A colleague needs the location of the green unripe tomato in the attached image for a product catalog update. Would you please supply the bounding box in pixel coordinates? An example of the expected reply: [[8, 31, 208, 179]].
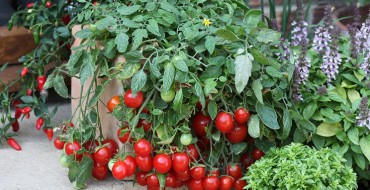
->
[[161, 89, 175, 102], [59, 153, 70, 168], [180, 133, 193, 146], [89, 24, 97, 32], [108, 159, 116, 171]]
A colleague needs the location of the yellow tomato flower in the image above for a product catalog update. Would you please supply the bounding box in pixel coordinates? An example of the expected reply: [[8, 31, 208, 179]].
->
[[202, 18, 212, 27]]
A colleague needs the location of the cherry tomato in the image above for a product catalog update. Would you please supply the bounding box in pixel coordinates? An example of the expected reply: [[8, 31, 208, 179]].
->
[[172, 152, 189, 173], [107, 96, 121, 113], [165, 172, 176, 188], [102, 139, 119, 155], [112, 160, 128, 180], [196, 101, 208, 110], [226, 124, 247, 143], [59, 153, 69, 168], [26, 3, 34, 8], [180, 133, 193, 146], [124, 89, 144, 108], [45, 1, 52, 8], [160, 89, 175, 102], [94, 147, 112, 166], [62, 122, 74, 133], [135, 155, 153, 172], [240, 154, 254, 169], [215, 112, 235, 133], [173, 178, 185, 188], [117, 127, 133, 143], [187, 144, 200, 162], [89, 23, 97, 32], [227, 163, 242, 179], [175, 169, 190, 181], [83, 152, 94, 160], [134, 139, 152, 157], [83, 139, 99, 152], [137, 119, 151, 132], [192, 112, 212, 137], [220, 176, 234, 190], [233, 178, 247, 190], [64, 141, 82, 159], [207, 168, 220, 177], [136, 171, 147, 186], [123, 155, 136, 176], [92, 162, 108, 180], [187, 179, 204, 190], [92, 1, 98, 5], [203, 176, 220, 190], [197, 136, 211, 152], [234, 108, 250, 124], [252, 148, 265, 160], [191, 166, 206, 180], [54, 137, 65, 150], [62, 14, 71, 25], [153, 154, 172, 174], [146, 173, 159, 187]]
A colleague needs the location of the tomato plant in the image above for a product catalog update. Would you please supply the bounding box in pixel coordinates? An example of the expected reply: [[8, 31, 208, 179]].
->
[[153, 154, 172, 174]]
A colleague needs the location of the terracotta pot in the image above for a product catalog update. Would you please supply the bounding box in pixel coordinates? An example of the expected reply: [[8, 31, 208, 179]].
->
[[334, 4, 370, 30]]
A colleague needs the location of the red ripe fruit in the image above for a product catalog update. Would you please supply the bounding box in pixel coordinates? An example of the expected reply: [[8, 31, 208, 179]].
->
[[61, 14, 71, 25], [37, 75, 46, 91], [26, 89, 32, 96], [192, 112, 212, 137], [153, 153, 172, 174], [172, 152, 189, 173], [135, 155, 153, 172], [43, 128, 54, 141], [7, 138, 21, 151], [227, 163, 242, 179], [36, 117, 44, 130], [92, 162, 108, 180], [233, 178, 247, 190], [186, 144, 200, 162], [146, 173, 160, 187], [187, 179, 204, 190], [117, 127, 133, 143], [123, 89, 144, 108], [137, 119, 151, 132], [45, 1, 52, 8], [94, 147, 112, 166], [240, 154, 254, 169], [252, 148, 265, 160], [134, 139, 152, 157], [136, 171, 147, 186], [12, 120, 19, 132], [226, 123, 247, 144], [165, 172, 176, 187], [190, 166, 206, 180], [112, 160, 128, 180], [220, 176, 234, 190], [122, 155, 136, 177], [102, 139, 119, 155], [26, 3, 34, 8], [203, 176, 220, 190], [54, 137, 65, 150], [64, 141, 82, 159], [83, 139, 99, 151], [20, 67, 29, 77], [215, 112, 235, 133], [234, 108, 250, 124]]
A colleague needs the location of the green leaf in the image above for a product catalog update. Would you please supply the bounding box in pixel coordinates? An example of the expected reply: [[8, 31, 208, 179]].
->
[[244, 10, 262, 29], [354, 153, 366, 170], [115, 32, 129, 53], [68, 162, 79, 182], [281, 109, 292, 139], [117, 63, 140, 80], [96, 16, 117, 30], [360, 136, 370, 162], [250, 48, 269, 65], [56, 27, 71, 38], [252, 79, 263, 104], [348, 127, 359, 145], [21, 96, 34, 104], [183, 27, 199, 41], [88, 81, 108, 107], [67, 50, 82, 71], [147, 19, 161, 36], [215, 29, 240, 42], [347, 89, 361, 104], [131, 70, 147, 94], [162, 63, 175, 92], [80, 54, 94, 85], [53, 75, 68, 98], [173, 56, 188, 72], [256, 102, 279, 130], [172, 89, 183, 111], [316, 122, 342, 137], [212, 131, 221, 142], [204, 79, 217, 96], [297, 119, 316, 132], [231, 142, 247, 155], [207, 100, 217, 120], [205, 36, 217, 54], [195, 82, 205, 108], [303, 102, 317, 120], [327, 91, 346, 103], [266, 66, 283, 78], [159, 2, 179, 14], [132, 29, 148, 50], [255, 28, 281, 43], [152, 109, 163, 115], [117, 5, 141, 15], [254, 138, 275, 153], [75, 29, 93, 39], [235, 53, 253, 94], [248, 115, 260, 138], [157, 173, 167, 189], [150, 60, 162, 78], [157, 132, 176, 145]]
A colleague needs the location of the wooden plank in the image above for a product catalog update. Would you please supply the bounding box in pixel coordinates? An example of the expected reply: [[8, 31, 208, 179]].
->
[[0, 26, 36, 65]]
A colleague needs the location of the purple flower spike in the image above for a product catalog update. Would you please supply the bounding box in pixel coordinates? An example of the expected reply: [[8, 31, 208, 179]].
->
[[357, 97, 370, 130]]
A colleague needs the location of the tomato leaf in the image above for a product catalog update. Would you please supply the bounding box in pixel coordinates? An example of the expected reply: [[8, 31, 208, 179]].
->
[[115, 32, 129, 53], [231, 142, 247, 155], [80, 53, 94, 85], [147, 19, 161, 36], [117, 63, 141, 80], [132, 29, 148, 50], [131, 70, 147, 94], [256, 102, 279, 130], [53, 75, 69, 98], [255, 28, 281, 43], [89, 80, 109, 107], [173, 89, 183, 111], [75, 28, 93, 39], [117, 5, 141, 15], [195, 82, 205, 109], [162, 63, 175, 92], [243, 9, 262, 29], [235, 53, 253, 94], [248, 115, 260, 138], [173, 57, 189, 72], [215, 29, 240, 42], [252, 79, 263, 104], [207, 100, 218, 120], [205, 36, 217, 54]]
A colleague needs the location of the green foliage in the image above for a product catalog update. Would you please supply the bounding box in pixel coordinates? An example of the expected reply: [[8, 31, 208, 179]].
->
[[244, 143, 357, 190]]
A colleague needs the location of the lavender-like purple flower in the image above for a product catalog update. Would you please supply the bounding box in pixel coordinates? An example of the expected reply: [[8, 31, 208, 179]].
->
[[361, 54, 370, 78], [357, 97, 370, 130], [277, 38, 291, 61], [313, 6, 333, 55], [321, 50, 341, 82], [291, 21, 309, 46], [356, 17, 370, 54], [292, 67, 303, 102], [348, 7, 360, 58]]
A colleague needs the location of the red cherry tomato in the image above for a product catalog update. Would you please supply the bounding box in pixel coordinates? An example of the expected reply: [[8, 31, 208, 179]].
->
[[134, 139, 152, 157], [226, 124, 247, 143], [187, 144, 200, 162], [135, 155, 153, 172], [45, 1, 52, 8], [102, 139, 119, 155], [252, 148, 265, 160], [135, 171, 147, 186], [146, 173, 159, 187], [153, 154, 172, 174], [137, 119, 152, 132], [215, 112, 235, 133], [187, 179, 204, 190], [192, 112, 212, 137], [197, 137, 211, 152], [240, 154, 254, 169], [175, 169, 190, 181], [112, 160, 128, 180], [107, 96, 121, 112], [207, 168, 220, 177], [124, 89, 144, 108], [227, 163, 242, 179], [233, 178, 247, 190], [191, 166, 206, 180], [64, 141, 82, 159], [117, 127, 133, 143], [165, 172, 176, 188], [220, 176, 234, 190], [92, 162, 108, 180], [172, 152, 189, 173], [26, 3, 34, 8], [54, 137, 65, 150], [234, 108, 250, 124], [62, 14, 71, 25], [94, 147, 112, 166], [123, 155, 136, 177], [203, 176, 220, 190], [173, 178, 185, 188], [83, 139, 99, 152]]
